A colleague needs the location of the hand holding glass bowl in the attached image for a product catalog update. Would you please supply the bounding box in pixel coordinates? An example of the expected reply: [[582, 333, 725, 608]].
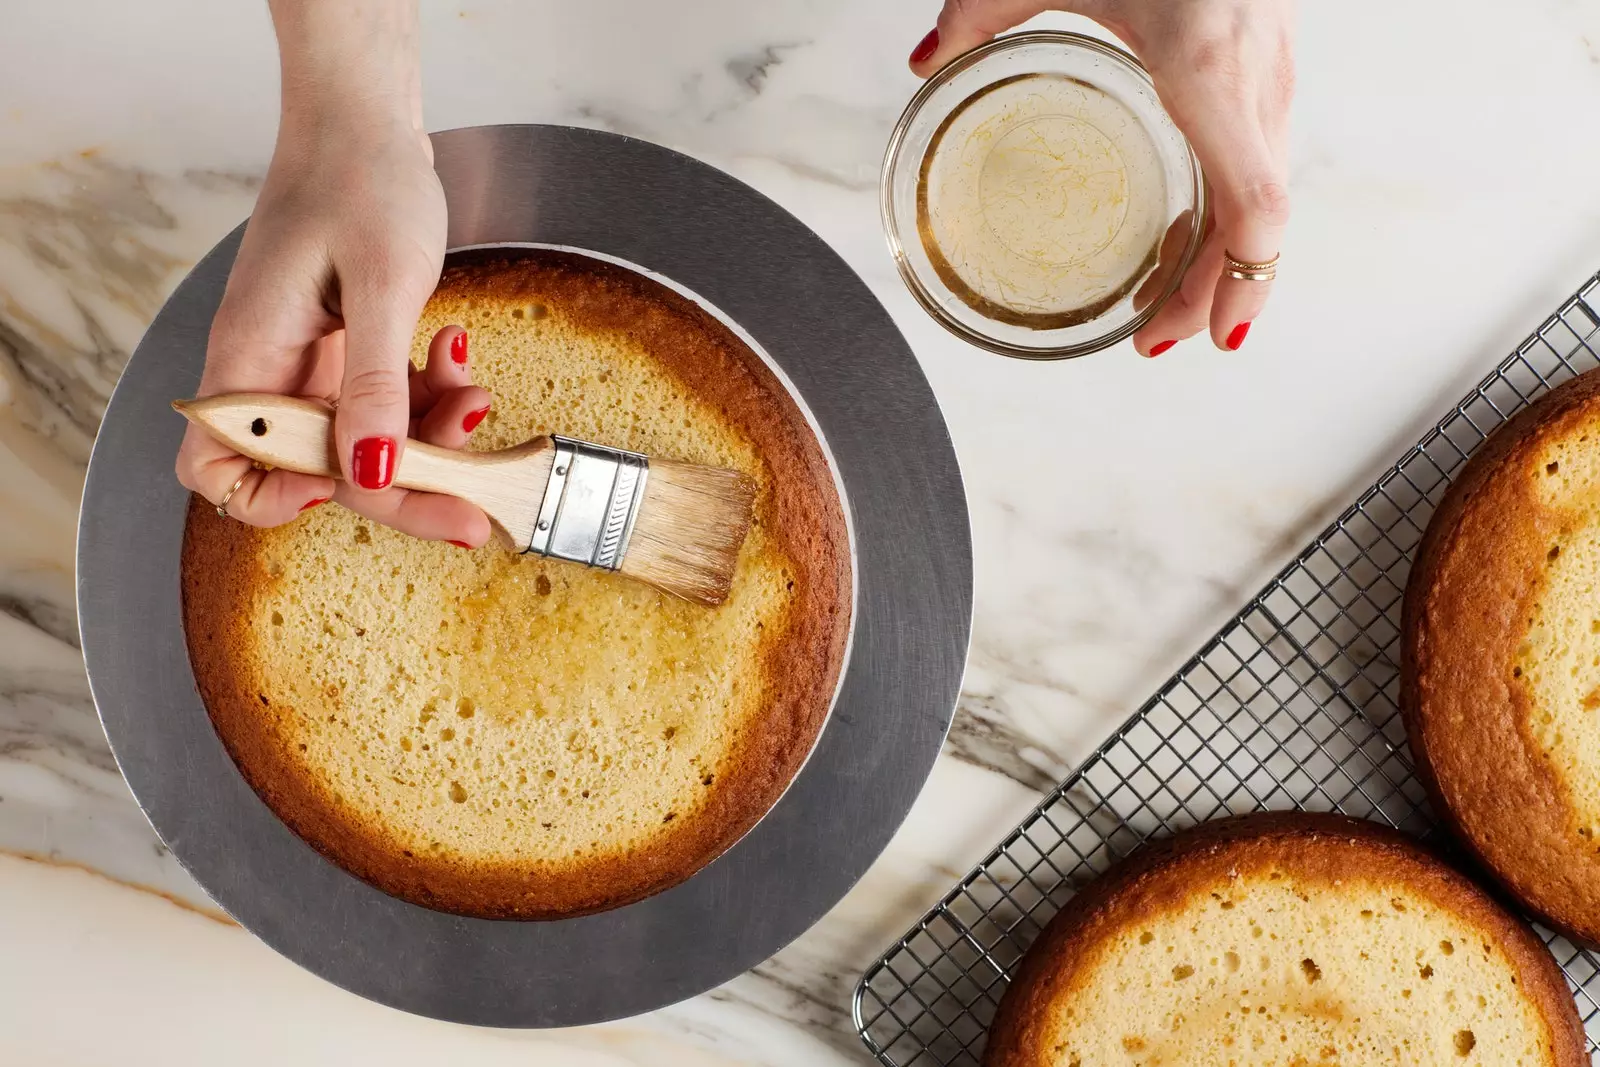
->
[[897, 0, 1294, 359], [180, 0, 1294, 550]]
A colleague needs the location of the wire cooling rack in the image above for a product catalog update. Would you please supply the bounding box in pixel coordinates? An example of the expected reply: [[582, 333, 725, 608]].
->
[[854, 271, 1600, 1066]]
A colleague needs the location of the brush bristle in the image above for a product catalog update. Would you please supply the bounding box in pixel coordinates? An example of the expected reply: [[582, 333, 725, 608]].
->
[[620, 459, 757, 606]]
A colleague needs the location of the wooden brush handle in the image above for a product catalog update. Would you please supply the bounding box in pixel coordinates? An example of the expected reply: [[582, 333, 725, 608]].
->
[[176, 393, 748, 605], [172, 394, 552, 505]]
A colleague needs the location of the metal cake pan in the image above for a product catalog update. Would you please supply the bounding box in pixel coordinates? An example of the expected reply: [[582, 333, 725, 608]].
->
[[77, 124, 972, 1027]]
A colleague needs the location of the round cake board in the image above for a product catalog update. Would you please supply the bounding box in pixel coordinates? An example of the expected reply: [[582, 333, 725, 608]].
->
[[78, 124, 972, 1027]]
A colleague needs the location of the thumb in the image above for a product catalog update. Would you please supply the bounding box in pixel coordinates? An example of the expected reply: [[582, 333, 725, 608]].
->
[[335, 270, 432, 492], [909, 0, 1068, 76]]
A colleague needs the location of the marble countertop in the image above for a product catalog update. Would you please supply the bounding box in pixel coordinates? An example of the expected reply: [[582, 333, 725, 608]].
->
[[4, 0, 1600, 1062]]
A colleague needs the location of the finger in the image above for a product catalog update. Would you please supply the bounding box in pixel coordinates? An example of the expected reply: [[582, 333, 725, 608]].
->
[[1131, 228, 1224, 357], [1131, 229, 1224, 357], [334, 377, 492, 544], [333, 482, 492, 547], [334, 256, 438, 493], [298, 331, 347, 403], [336, 314, 488, 545], [417, 385, 493, 451], [1131, 284, 1210, 358], [1219, 48, 1295, 351], [1178, 114, 1288, 350], [910, 0, 1069, 76], [174, 444, 334, 527], [409, 325, 470, 416], [1207, 175, 1287, 350]]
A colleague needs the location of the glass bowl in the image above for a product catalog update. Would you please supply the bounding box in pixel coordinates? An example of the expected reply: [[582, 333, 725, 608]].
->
[[882, 31, 1206, 360]]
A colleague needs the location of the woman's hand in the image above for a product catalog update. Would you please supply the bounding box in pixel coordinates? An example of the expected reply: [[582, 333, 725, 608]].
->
[[175, 0, 490, 545], [910, 0, 1294, 356]]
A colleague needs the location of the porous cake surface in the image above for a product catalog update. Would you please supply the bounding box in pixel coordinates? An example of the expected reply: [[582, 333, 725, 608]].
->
[[984, 814, 1585, 1067], [1404, 369, 1600, 944], [181, 248, 852, 918]]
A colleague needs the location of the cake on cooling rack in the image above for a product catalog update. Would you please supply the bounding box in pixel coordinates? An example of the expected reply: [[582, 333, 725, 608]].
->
[[181, 248, 852, 919], [983, 813, 1585, 1066], [1404, 368, 1600, 945]]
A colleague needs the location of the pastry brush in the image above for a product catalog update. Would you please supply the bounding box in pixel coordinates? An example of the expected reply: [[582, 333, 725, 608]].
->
[[172, 394, 756, 607]]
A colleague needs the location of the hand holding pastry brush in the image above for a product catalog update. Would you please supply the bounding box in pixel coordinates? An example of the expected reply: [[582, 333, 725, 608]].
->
[[172, 394, 756, 606]]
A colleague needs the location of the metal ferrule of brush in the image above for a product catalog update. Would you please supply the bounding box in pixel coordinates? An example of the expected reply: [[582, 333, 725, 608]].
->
[[525, 437, 650, 571]]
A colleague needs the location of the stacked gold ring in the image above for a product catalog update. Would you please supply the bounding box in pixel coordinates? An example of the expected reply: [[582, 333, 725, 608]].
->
[[1224, 251, 1279, 282], [215, 460, 269, 518], [216, 472, 248, 518]]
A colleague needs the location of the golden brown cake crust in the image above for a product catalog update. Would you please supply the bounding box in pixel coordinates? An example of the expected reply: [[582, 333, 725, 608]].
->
[[181, 248, 852, 919], [983, 813, 1585, 1067], [1402, 370, 1600, 945]]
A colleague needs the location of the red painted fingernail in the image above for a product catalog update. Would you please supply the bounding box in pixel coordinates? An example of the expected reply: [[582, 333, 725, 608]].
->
[[1148, 340, 1177, 358], [447, 540, 473, 550], [1226, 321, 1252, 351], [462, 405, 490, 433], [299, 496, 330, 513], [351, 437, 396, 490], [450, 330, 468, 365], [910, 28, 939, 64]]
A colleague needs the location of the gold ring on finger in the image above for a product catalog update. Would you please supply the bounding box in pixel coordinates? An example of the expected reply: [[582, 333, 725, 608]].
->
[[1224, 250, 1279, 282], [216, 470, 250, 519]]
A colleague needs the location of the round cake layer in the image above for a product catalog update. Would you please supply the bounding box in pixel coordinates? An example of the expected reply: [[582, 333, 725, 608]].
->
[[1404, 369, 1600, 944], [181, 248, 851, 919], [985, 813, 1584, 1067]]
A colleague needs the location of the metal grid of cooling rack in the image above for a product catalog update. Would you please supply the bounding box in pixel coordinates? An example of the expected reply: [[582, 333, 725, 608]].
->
[[854, 270, 1600, 1066]]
